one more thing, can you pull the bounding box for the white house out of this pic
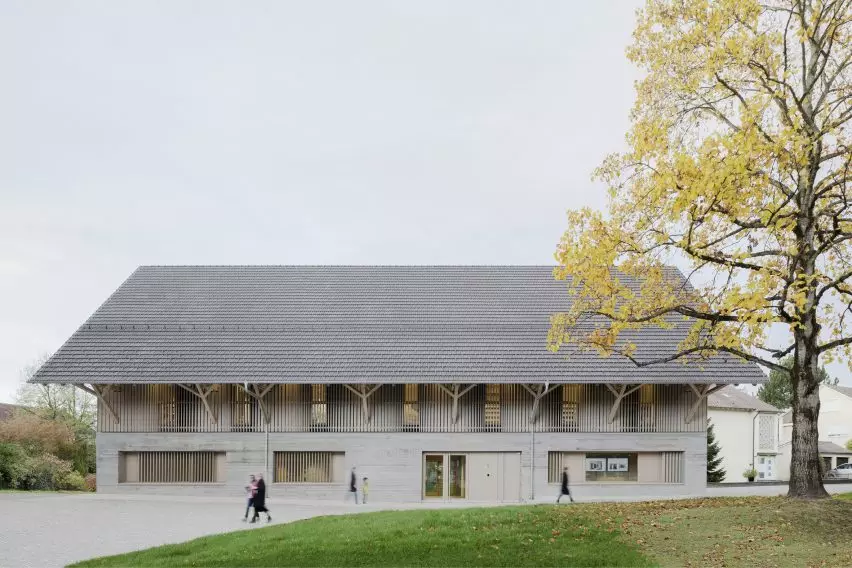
[708,386,782,482]
[778,384,852,478]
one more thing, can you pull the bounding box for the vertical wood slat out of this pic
[99,382,706,434]
[121,451,222,483]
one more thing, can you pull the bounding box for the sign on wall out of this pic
[585,456,630,472]
[607,457,629,472]
[585,458,606,472]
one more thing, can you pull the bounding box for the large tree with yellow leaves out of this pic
[549,0,852,498]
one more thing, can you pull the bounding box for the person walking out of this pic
[347,467,359,504]
[251,473,272,523]
[361,476,369,504]
[557,466,574,503]
[242,474,257,522]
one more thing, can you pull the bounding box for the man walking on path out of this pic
[557,466,574,503]
[348,467,359,504]
[251,473,272,523]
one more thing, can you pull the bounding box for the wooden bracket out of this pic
[343,384,382,422]
[686,384,725,423]
[520,383,559,424]
[604,384,643,423]
[242,383,276,424]
[177,384,219,423]
[437,384,477,424]
[78,384,119,424]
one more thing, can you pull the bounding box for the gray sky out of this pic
[2,1,844,402]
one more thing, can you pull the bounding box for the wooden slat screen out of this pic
[662,451,684,483]
[121,451,222,483]
[274,451,342,483]
[98,383,707,434]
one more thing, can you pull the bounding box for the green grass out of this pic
[71,506,650,568]
[71,494,852,568]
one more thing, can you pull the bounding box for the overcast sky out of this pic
[1,1,846,403]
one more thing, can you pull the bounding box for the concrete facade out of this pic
[97,430,707,502]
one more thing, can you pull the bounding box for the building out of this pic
[31,266,765,502]
[707,386,781,482]
[778,384,852,478]
[0,402,21,421]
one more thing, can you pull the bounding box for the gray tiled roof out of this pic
[33,266,768,385]
[708,386,779,412]
[818,441,852,455]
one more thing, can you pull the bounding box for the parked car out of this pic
[824,462,852,479]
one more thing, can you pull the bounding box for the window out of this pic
[311,385,328,429]
[274,451,343,483]
[584,453,638,482]
[403,384,419,430]
[836,458,849,467]
[119,451,223,483]
[231,387,257,432]
[758,414,777,451]
[548,452,680,484]
[561,385,579,431]
[158,386,196,432]
[484,384,501,430]
[639,385,656,430]
[822,456,833,471]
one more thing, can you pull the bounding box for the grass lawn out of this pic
[72,494,852,568]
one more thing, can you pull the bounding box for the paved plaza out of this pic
[2,483,851,567]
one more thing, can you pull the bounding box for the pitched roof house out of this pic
[707,387,781,483]
[32,266,765,502]
[779,384,852,478]
[0,402,21,421]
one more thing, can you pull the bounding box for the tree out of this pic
[847,439,852,451]
[707,419,727,483]
[758,356,838,408]
[15,356,96,474]
[548,0,852,499]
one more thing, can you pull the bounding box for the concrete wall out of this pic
[97,431,706,502]
[818,386,852,447]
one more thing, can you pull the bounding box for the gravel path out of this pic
[2,483,850,567]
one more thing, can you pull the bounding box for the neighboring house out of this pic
[31,266,765,502]
[707,387,781,482]
[0,402,21,421]
[778,385,852,479]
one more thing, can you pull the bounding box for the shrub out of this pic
[0,412,76,458]
[84,473,97,492]
[57,470,87,491]
[0,442,28,488]
[17,453,73,490]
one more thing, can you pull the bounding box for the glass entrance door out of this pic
[424,454,444,498]
[449,455,466,498]
[424,453,468,499]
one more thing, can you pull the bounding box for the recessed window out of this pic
[485,385,501,429]
[311,385,328,428]
[274,451,343,483]
[119,451,224,483]
[403,384,420,430]
[584,453,638,482]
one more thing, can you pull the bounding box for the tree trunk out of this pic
[787,335,829,498]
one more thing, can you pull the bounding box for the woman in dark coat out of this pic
[251,474,272,523]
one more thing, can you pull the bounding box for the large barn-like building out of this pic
[32,266,765,502]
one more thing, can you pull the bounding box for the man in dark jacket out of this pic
[251,474,272,523]
[348,467,359,504]
[557,466,574,503]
